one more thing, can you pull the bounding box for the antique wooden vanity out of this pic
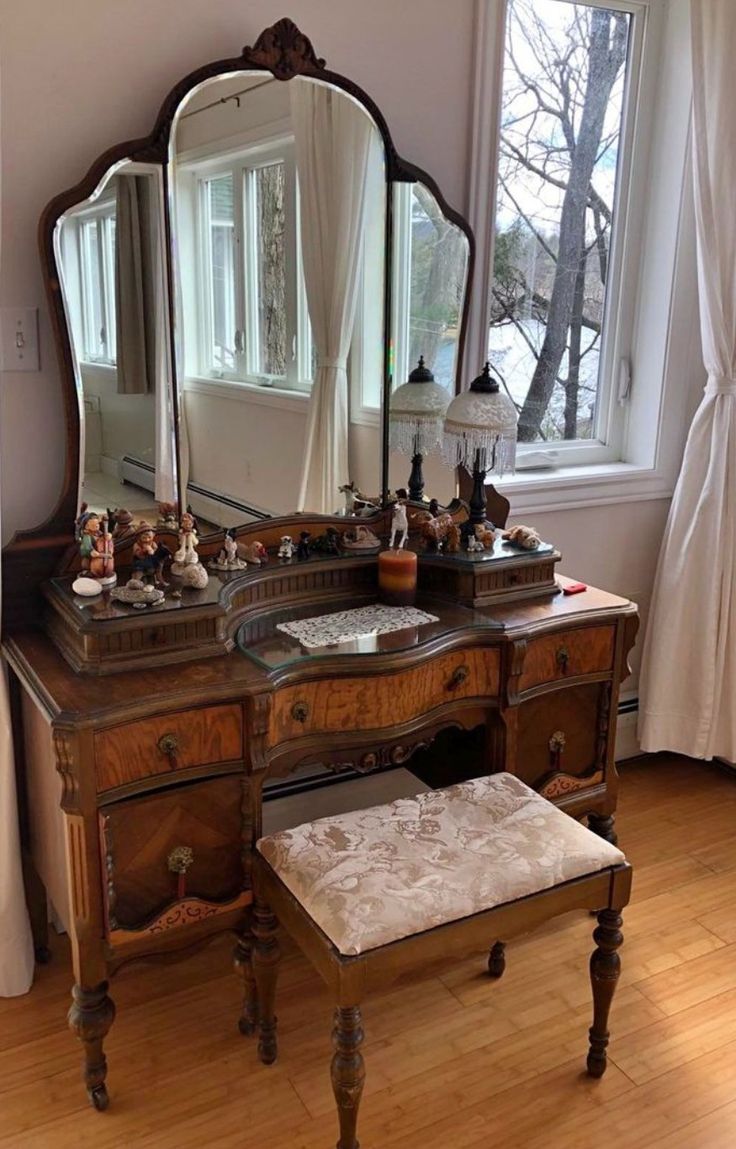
[1,18,637,1111]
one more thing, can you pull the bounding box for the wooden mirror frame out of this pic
[3,17,474,629]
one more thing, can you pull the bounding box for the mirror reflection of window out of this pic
[78,203,117,364]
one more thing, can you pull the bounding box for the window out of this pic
[77,202,117,364]
[489,0,644,459]
[195,140,313,390]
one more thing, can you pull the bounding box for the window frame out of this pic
[74,197,118,367]
[472,0,667,472]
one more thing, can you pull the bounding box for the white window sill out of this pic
[183,376,310,413]
[350,405,381,429]
[494,461,675,515]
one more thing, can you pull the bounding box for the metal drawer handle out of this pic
[549,730,566,769]
[291,701,310,724]
[447,665,469,691]
[167,845,194,900]
[556,646,570,673]
[157,732,180,767]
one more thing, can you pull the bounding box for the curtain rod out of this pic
[179,76,276,119]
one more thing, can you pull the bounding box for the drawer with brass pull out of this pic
[514,682,605,794]
[270,648,501,744]
[94,703,244,793]
[518,625,615,694]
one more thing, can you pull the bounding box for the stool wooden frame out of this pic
[247,855,633,1149]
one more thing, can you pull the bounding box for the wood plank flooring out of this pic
[2,754,736,1148]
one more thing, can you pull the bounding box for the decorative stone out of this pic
[173,561,209,589]
[72,576,103,597]
[110,579,165,607]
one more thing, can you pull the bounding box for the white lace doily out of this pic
[276,603,439,649]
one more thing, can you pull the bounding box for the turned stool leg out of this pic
[587,812,618,846]
[587,908,624,1078]
[233,909,259,1036]
[252,898,280,1065]
[487,940,506,978]
[68,981,116,1110]
[331,1005,365,1149]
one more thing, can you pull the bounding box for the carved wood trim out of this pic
[107,891,252,949]
[53,728,79,810]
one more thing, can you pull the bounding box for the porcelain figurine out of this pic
[76,508,116,586]
[474,523,496,549]
[210,528,248,571]
[238,539,268,565]
[157,502,179,531]
[109,507,135,540]
[310,527,342,556]
[502,524,541,550]
[389,500,409,549]
[418,511,460,554]
[278,535,295,561]
[132,522,171,585]
[338,481,379,516]
[341,525,380,551]
[296,531,311,561]
[173,511,199,566]
[466,534,485,553]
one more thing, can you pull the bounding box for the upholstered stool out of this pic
[247,773,632,1149]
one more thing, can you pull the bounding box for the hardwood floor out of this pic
[3,754,736,1148]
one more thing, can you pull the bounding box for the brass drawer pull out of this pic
[549,730,566,769]
[291,701,310,724]
[447,665,469,691]
[167,845,194,900]
[556,646,570,673]
[157,732,180,768]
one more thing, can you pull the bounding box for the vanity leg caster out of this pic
[487,941,506,978]
[68,981,115,1111]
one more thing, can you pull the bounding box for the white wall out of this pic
[0,0,699,704]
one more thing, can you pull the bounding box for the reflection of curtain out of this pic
[115,175,155,395]
[0,520,34,997]
[291,81,372,514]
[638,0,736,759]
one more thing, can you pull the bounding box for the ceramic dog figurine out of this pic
[278,535,295,561]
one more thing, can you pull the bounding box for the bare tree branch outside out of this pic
[490,0,631,443]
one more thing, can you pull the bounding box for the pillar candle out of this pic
[378,548,418,606]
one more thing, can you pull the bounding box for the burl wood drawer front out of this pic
[270,648,500,744]
[94,703,244,792]
[514,682,604,794]
[99,775,244,933]
[519,625,615,693]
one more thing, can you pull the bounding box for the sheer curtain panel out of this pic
[290,80,372,514]
[639,0,736,759]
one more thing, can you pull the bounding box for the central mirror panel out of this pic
[170,73,387,524]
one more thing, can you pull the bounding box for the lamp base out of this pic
[407,453,424,503]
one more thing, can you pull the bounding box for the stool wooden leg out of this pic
[331,1005,365,1149]
[487,940,506,978]
[252,898,280,1065]
[233,909,259,1036]
[587,812,618,846]
[587,908,623,1078]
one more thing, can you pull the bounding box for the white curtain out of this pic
[291,80,373,514]
[639,0,736,759]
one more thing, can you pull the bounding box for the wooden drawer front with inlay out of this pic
[95,703,244,792]
[519,625,615,693]
[99,775,244,936]
[514,682,605,795]
[270,647,500,745]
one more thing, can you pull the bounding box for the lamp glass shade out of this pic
[389,357,451,457]
[443,363,517,475]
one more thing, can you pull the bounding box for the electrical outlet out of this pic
[1,308,40,372]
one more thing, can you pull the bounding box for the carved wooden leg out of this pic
[68,981,116,1110]
[587,908,624,1078]
[252,898,280,1065]
[487,940,506,978]
[331,1005,365,1149]
[587,812,618,846]
[233,910,259,1036]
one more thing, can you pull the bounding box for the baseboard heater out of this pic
[120,455,155,493]
[185,480,271,527]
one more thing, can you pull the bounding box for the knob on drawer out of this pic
[291,701,310,724]
[157,732,180,768]
[556,646,570,673]
[447,665,469,691]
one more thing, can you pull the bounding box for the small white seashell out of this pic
[72,577,103,597]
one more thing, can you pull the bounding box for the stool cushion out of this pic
[257,772,625,956]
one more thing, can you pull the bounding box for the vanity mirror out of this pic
[3,18,473,624]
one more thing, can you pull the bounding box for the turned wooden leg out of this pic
[587,908,624,1078]
[331,1005,365,1149]
[233,911,259,1036]
[252,898,280,1065]
[487,940,506,978]
[587,812,618,846]
[68,981,116,1110]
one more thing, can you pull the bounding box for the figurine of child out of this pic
[174,512,199,566]
[77,510,116,586]
[132,522,170,585]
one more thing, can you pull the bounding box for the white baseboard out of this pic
[615,707,641,762]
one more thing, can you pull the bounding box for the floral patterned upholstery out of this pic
[257,772,625,956]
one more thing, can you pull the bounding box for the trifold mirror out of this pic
[44,18,473,544]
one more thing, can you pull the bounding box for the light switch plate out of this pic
[1,308,40,372]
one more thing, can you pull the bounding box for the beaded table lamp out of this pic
[388,357,451,501]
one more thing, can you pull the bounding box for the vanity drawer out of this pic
[270,647,500,744]
[519,625,615,693]
[514,682,606,795]
[94,703,244,792]
[99,775,245,935]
